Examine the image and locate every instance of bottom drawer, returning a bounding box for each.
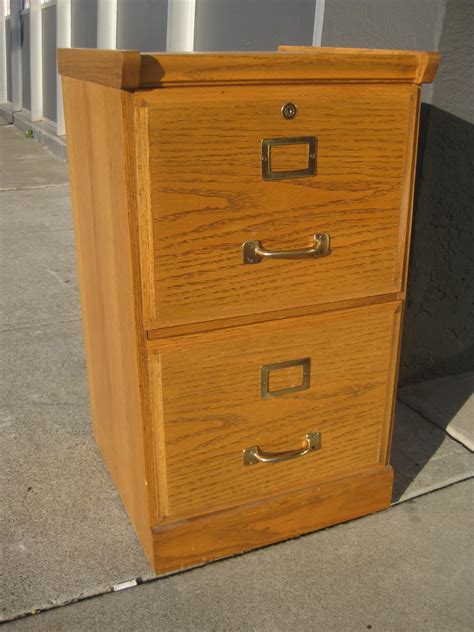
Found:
[149,301,401,519]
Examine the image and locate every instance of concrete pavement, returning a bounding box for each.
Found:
[6,480,474,632]
[1,119,473,630]
[399,372,474,451]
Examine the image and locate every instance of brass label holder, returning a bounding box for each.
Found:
[260,357,311,399]
[261,136,317,180]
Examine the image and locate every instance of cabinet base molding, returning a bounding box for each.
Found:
[151,466,393,574]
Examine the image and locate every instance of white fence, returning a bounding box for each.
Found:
[0,0,325,137]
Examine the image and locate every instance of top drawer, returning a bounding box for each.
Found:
[137,83,417,329]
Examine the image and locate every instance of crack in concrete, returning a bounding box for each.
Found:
[45,268,73,287]
[3,476,473,626]
[0,318,82,334]
[0,183,69,192]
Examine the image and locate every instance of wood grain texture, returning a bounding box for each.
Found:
[138,83,414,329]
[399,87,422,299]
[269,363,304,392]
[146,292,404,342]
[139,48,440,88]
[152,466,393,573]
[278,46,440,84]
[270,142,310,172]
[58,48,439,90]
[58,49,141,90]
[135,103,157,326]
[151,301,401,519]
[61,77,156,561]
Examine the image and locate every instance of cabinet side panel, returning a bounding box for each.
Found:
[62,77,154,560]
[394,85,422,292]
[382,86,421,466]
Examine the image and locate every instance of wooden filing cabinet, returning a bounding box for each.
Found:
[58,46,439,573]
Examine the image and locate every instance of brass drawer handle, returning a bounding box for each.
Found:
[242,233,330,264]
[243,432,321,465]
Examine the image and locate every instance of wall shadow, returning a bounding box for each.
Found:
[394,104,473,497]
[391,371,473,501]
[399,104,474,386]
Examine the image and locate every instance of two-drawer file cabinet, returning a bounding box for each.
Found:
[59,47,438,573]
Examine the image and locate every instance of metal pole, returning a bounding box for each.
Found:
[167,0,196,52]
[98,0,117,49]
[56,0,71,136]
[10,0,22,111]
[30,0,43,121]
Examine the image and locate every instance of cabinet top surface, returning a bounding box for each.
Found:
[58,46,439,91]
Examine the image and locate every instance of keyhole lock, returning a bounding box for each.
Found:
[282,102,298,119]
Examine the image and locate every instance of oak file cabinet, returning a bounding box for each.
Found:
[58,46,439,573]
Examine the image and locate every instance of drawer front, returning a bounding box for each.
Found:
[140,84,416,328]
[150,302,401,519]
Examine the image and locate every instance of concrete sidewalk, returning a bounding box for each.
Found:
[6,481,473,632]
[1,119,473,630]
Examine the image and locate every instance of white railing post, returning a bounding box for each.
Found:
[98,0,117,49]
[30,0,43,121]
[10,0,21,111]
[166,0,196,52]
[56,0,71,136]
[0,2,7,104]
[312,0,326,47]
